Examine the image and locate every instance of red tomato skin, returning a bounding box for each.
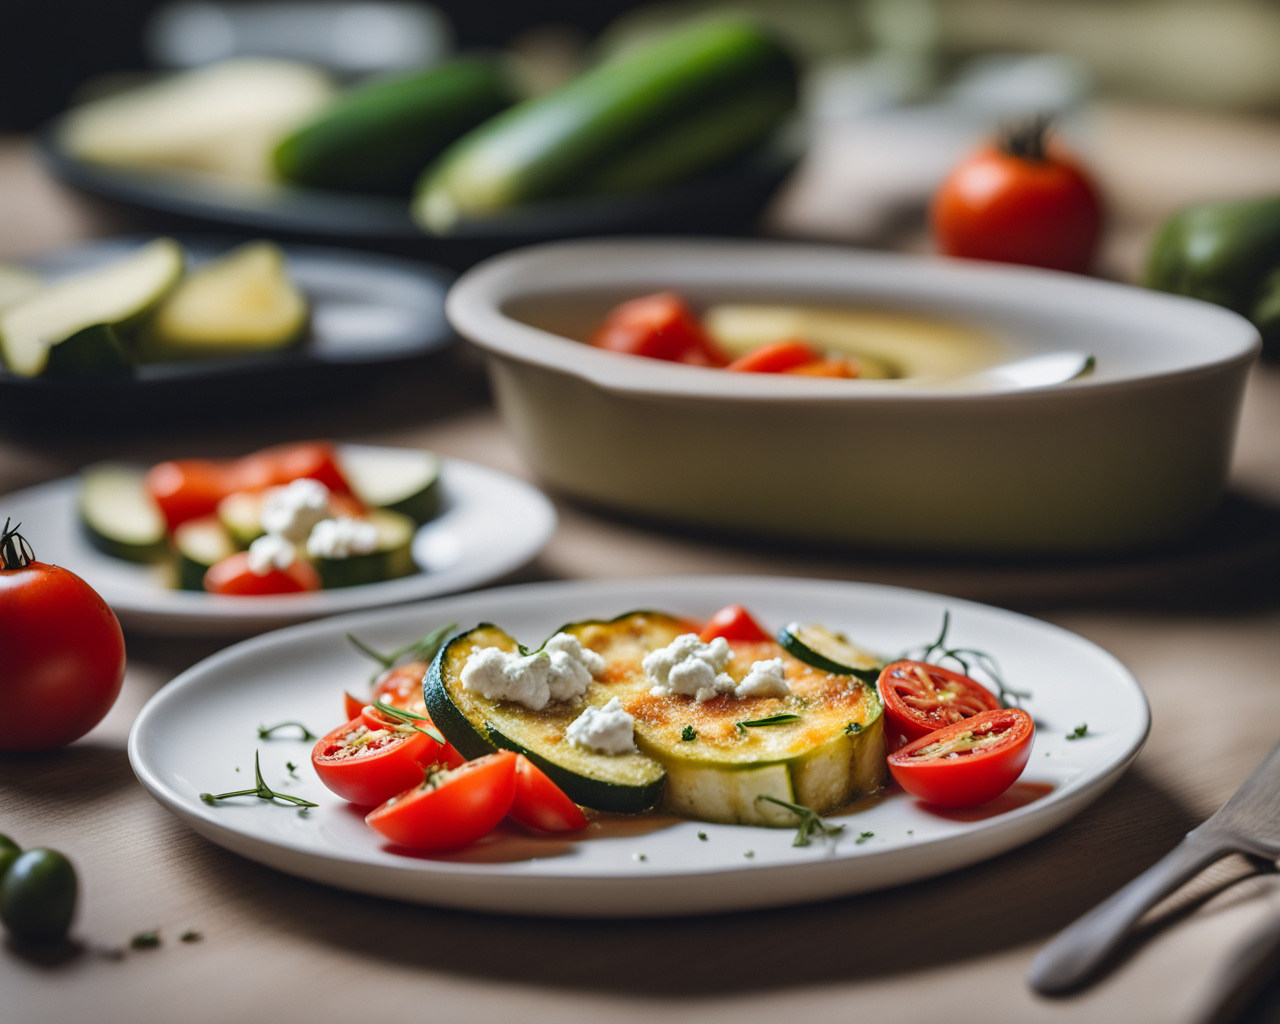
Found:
[312,717,440,807]
[888,708,1035,808]
[145,459,236,529]
[372,662,430,711]
[699,605,772,644]
[592,292,728,366]
[258,441,352,494]
[726,340,820,374]
[0,562,125,750]
[366,751,518,851]
[509,755,588,832]
[343,691,365,722]
[931,144,1102,274]
[877,660,1002,752]
[203,552,321,595]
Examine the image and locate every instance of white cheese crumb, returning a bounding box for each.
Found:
[565,698,636,755]
[735,658,791,699]
[246,534,296,576]
[459,633,604,711]
[259,478,330,542]
[306,517,378,559]
[643,634,737,702]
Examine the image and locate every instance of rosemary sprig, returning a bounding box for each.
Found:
[370,701,446,745]
[904,611,1031,708]
[347,623,456,684]
[200,752,318,808]
[735,713,802,735]
[257,721,317,741]
[757,795,845,847]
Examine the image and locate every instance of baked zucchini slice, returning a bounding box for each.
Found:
[172,515,237,590]
[338,444,441,525]
[216,490,265,548]
[79,462,168,563]
[778,623,885,684]
[311,509,416,589]
[426,612,886,825]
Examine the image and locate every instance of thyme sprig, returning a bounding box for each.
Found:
[735,713,802,735]
[757,795,845,847]
[347,623,455,684]
[370,701,445,745]
[200,752,318,808]
[257,721,317,740]
[903,611,1031,708]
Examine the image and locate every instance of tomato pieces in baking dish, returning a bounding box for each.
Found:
[311,706,443,807]
[591,291,728,366]
[888,708,1035,808]
[877,660,1002,751]
[366,751,519,852]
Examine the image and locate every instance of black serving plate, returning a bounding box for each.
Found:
[37,127,796,271]
[0,236,457,427]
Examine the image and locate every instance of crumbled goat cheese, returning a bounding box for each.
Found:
[246,533,296,576]
[459,632,605,711]
[306,516,378,559]
[565,697,636,755]
[644,634,737,702]
[259,478,331,542]
[734,658,791,699]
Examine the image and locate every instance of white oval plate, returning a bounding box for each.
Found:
[128,576,1149,917]
[3,450,556,635]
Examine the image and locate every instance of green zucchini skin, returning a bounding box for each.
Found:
[274,58,517,195]
[312,509,416,588]
[44,323,133,377]
[414,17,797,231]
[79,463,168,563]
[777,624,885,685]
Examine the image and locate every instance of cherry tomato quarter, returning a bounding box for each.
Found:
[145,459,237,529]
[877,660,1001,751]
[0,523,125,751]
[888,708,1035,808]
[312,714,441,807]
[365,750,518,851]
[592,292,728,366]
[203,551,321,595]
[509,755,588,832]
[699,604,772,644]
[932,119,1102,274]
[726,340,821,374]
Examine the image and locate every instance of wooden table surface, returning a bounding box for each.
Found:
[5,103,1280,1024]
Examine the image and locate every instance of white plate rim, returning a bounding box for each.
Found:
[127,575,1150,917]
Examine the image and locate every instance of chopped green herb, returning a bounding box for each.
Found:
[735,713,802,734]
[757,795,845,847]
[285,761,299,777]
[257,721,317,741]
[130,931,161,949]
[681,725,696,742]
[632,853,647,862]
[856,831,874,845]
[697,831,707,840]
[744,851,755,859]
[844,722,863,735]
[180,930,201,943]
[1066,723,1088,740]
[200,751,319,809]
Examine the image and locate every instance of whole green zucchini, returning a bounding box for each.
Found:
[273,57,517,195]
[414,17,797,232]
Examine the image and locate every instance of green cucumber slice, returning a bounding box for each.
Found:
[312,509,416,589]
[80,463,168,563]
[338,445,441,525]
[0,238,183,377]
[424,623,667,814]
[778,623,885,684]
[43,323,133,377]
[216,491,265,548]
[172,515,236,590]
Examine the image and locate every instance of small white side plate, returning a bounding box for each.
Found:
[3,452,556,635]
[128,576,1149,916]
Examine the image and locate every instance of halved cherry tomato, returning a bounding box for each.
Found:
[888,708,1035,807]
[786,359,858,378]
[726,340,821,374]
[699,604,771,644]
[257,441,352,494]
[312,713,441,807]
[591,292,728,366]
[371,662,430,712]
[343,691,365,721]
[203,552,321,595]
[877,660,1001,751]
[509,755,587,832]
[366,751,518,851]
[145,459,237,529]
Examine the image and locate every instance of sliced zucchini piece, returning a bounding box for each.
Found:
[778,623,885,684]
[311,509,416,589]
[43,323,132,377]
[216,490,265,547]
[0,239,183,378]
[424,621,669,814]
[338,445,441,525]
[0,265,41,313]
[172,515,236,591]
[142,242,307,360]
[80,463,168,563]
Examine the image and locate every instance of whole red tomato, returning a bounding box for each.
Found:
[0,520,126,750]
[931,118,1102,274]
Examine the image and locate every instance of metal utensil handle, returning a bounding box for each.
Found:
[1028,828,1232,995]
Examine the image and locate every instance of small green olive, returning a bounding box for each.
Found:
[1,848,77,944]
[0,833,20,883]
